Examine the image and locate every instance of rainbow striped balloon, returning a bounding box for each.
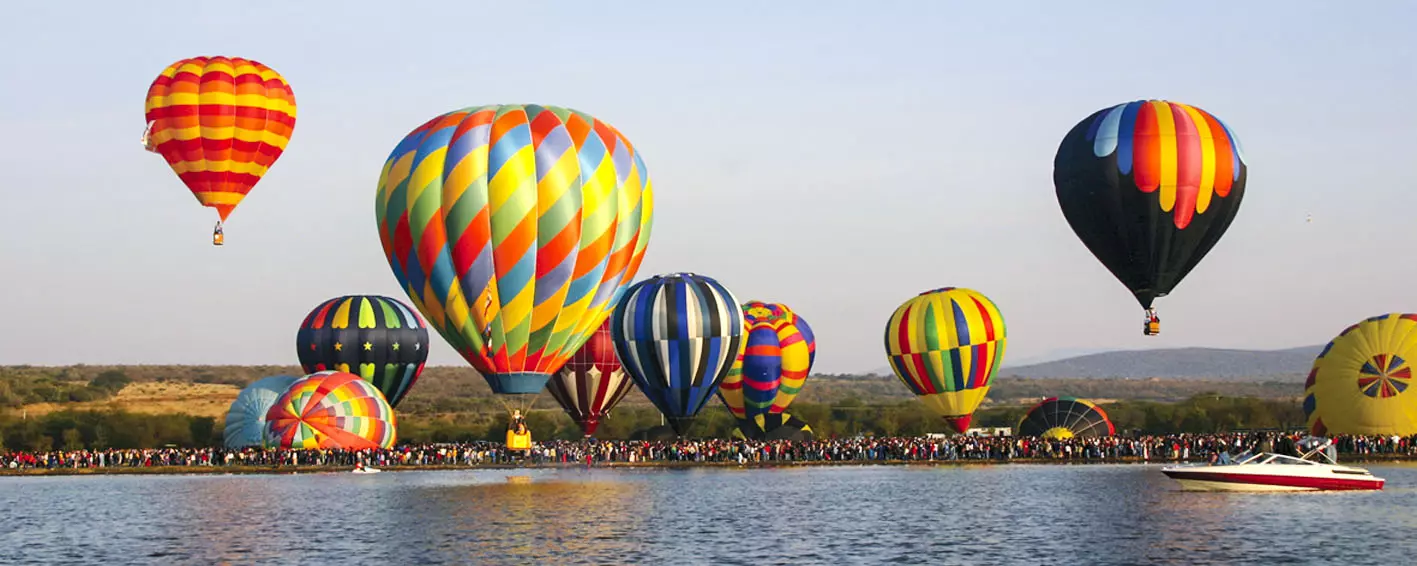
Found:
[264,371,397,450]
[884,287,1006,433]
[143,56,297,222]
[375,104,653,395]
[1081,99,1244,230]
[718,301,816,428]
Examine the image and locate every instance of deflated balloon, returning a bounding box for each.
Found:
[1305,314,1417,436]
[612,273,745,435]
[223,375,298,448]
[547,319,636,437]
[1054,100,1246,316]
[885,287,1006,433]
[1016,397,1115,439]
[374,104,653,399]
[264,371,397,450]
[296,294,429,408]
[143,56,296,223]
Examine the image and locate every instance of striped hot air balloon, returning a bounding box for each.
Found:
[295,295,429,408]
[884,287,1006,433]
[1016,397,1115,439]
[547,319,636,437]
[612,273,745,436]
[717,301,816,439]
[1054,100,1246,334]
[264,371,397,450]
[374,104,653,408]
[143,56,297,243]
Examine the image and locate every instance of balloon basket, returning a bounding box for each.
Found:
[506,429,532,451]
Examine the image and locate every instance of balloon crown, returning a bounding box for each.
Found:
[919,287,958,296]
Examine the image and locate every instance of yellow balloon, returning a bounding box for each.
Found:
[1305,313,1417,435]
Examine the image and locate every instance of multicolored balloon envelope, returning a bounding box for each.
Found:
[730,413,814,442]
[296,294,429,408]
[718,301,816,438]
[1306,314,1417,436]
[885,287,1006,433]
[1053,100,1246,327]
[374,104,653,404]
[612,273,746,436]
[143,56,297,233]
[223,375,299,448]
[264,371,397,450]
[1016,397,1115,439]
[547,319,636,437]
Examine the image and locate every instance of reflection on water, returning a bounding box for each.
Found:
[0,464,1412,565]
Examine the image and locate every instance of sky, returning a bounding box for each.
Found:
[1,1,1415,374]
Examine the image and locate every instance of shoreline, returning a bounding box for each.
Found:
[5,454,1417,477]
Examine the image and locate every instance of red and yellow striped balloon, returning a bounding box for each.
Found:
[143,56,297,222]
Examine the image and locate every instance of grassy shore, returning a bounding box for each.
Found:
[5,454,1415,477]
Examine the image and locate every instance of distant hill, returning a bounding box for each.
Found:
[999,346,1324,381]
[867,345,1325,382]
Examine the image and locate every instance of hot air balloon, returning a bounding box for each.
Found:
[1016,397,1115,439]
[717,301,816,439]
[612,273,745,436]
[223,375,299,448]
[885,287,1006,433]
[295,295,429,408]
[143,56,297,245]
[375,104,653,442]
[1305,314,1417,436]
[264,371,397,450]
[548,319,636,437]
[1053,100,1246,336]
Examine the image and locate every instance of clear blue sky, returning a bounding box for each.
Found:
[1,1,1414,373]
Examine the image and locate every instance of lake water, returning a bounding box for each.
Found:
[2,462,1414,565]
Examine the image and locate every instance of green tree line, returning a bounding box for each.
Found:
[0,394,1306,452]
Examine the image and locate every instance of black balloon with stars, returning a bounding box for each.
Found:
[295,294,429,408]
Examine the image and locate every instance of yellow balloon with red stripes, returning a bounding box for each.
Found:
[143,55,297,226]
[884,287,1006,433]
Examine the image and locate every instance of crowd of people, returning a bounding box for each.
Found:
[5,432,1417,472]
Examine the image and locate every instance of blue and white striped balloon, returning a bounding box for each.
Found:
[611,273,745,435]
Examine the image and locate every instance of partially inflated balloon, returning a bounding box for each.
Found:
[264,371,397,450]
[296,295,429,408]
[885,287,1006,433]
[548,319,636,437]
[1054,100,1246,319]
[375,104,653,400]
[1016,397,1115,439]
[612,273,745,435]
[223,375,298,448]
[717,301,815,437]
[143,56,296,223]
[1305,314,1417,436]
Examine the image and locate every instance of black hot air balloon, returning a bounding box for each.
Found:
[1053,100,1247,336]
[295,295,429,408]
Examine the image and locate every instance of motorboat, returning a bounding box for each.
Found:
[1161,439,1384,492]
[352,464,381,474]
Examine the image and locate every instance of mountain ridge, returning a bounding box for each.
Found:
[870,345,1326,381]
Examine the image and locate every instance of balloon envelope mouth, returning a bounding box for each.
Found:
[484,372,552,394]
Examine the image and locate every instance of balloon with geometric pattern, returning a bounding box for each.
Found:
[264,371,397,450]
[884,287,1006,434]
[1015,397,1115,439]
[295,295,428,408]
[223,375,299,448]
[1054,100,1247,334]
[142,55,297,244]
[374,104,654,412]
[1305,313,1417,436]
[717,301,816,438]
